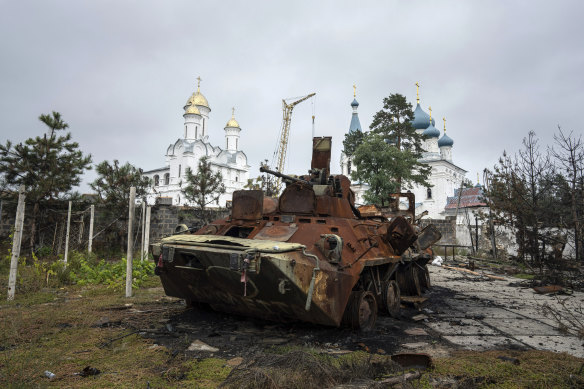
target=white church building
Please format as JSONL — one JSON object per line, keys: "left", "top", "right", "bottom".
{"left": 143, "top": 79, "right": 250, "bottom": 207}
{"left": 340, "top": 85, "right": 467, "bottom": 219}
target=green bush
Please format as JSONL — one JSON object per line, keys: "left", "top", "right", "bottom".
{"left": 68, "top": 254, "right": 154, "bottom": 290}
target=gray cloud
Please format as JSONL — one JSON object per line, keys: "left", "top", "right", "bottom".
{"left": 1, "top": 0, "right": 582, "bottom": 192}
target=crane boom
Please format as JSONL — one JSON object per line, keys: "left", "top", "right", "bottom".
{"left": 275, "top": 93, "right": 316, "bottom": 176}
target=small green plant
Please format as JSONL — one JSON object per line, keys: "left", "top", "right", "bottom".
{"left": 68, "top": 255, "right": 154, "bottom": 290}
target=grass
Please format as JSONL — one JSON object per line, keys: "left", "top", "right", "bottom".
{"left": 513, "top": 273, "right": 536, "bottom": 280}
{"left": 416, "top": 350, "right": 584, "bottom": 388}
{"left": 2, "top": 256, "right": 584, "bottom": 388}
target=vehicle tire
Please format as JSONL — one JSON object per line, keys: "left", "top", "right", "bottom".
{"left": 381, "top": 280, "right": 401, "bottom": 318}
{"left": 342, "top": 290, "right": 378, "bottom": 331}
{"left": 418, "top": 264, "right": 431, "bottom": 291}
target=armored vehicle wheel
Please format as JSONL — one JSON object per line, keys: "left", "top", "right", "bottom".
{"left": 418, "top": 264, "right": 431, "bottom": 291}
{"left": 381, "top": 280, "right": 401, "bottom": 318}
{"left": 396, "top": 264, "right": 422, "bottom": 296}
{"left": 343, "top": 290, "right": 377, "bottom": 331}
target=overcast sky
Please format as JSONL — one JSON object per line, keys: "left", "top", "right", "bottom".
{"left": 1, "top": 0, "right": 583, "bottom": 193}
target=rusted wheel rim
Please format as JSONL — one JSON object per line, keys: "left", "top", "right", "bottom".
{"left": 355, "top": 291, "right": 377, "bottom": 331}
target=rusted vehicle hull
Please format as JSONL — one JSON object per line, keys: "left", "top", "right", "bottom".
{"left": 153, "top": 236, "right": 356, "bottom": 326}
{"left": 152, "top": 136, "right": 441, "bottom": 329}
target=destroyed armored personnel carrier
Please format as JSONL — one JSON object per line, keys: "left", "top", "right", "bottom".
{"left": 151, "top": 137, "right": 441, "bottom": 330}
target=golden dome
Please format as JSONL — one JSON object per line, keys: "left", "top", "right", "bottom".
{"left": 185, "top": 104, "right": 201, "bottom": 115}
{"left": 225, "top": 107, "right": 240, "bottom": 128}
{"left": 226, "top": 117, "right": 240, "bottom": 128}
{"left": 191, "top": 91, "right": 210, "bottom": 109}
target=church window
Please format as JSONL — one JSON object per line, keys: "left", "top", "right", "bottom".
{"left": 226, "top": 138, "right": 228, "bottom": 149}
{"left": 236, "top": 138, "right": 238, "bottom": 150}
{"left": 203, "top": 118, "right": 205, "bottom": 134}
{"left": 347, "top": 160, "right": 352, "bottom": 175}
{"left": 153, "top": 175, "right": 159, "bottom": 186}
{"left": 178, "top": 164, "right": 181, "bottom": 177}
{"left": 235, "top": 175, "right": 238, "bottom": 182}
{"left": 164, "top": 173, "right": 170, "bottom": 185}
{"left": 427, "top": 188, "right": 432, "bottom": 199}
{"left": 195, "top": 126, "right": 198, "bottom": 138}
{"left": 184, "top": 126, "right": 187, "bottom": 138}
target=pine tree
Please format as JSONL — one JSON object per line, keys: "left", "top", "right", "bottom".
{"left": 0, "top": 111, "right": 92, "bottom": 252}
{"left": 342, "top": 129, "right": 365, "bottom": 157}
{"left": 90, "top": 159, "right": 151, "bottom": 215}
{"left": 352, "top": 93, "right": 431, "bottom": 204}
{"left": 182, "top": 156, "right": 226, "bottom": 223}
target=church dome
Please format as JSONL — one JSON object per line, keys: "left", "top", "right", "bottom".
{"left": 438, "top": 133, "right": 454, "bottom": 147}
{"left": 423, "top": 122, "right": 440, "bottom": 138}
{"left": 184, "top": 104, "right": 201, "bottom": 115}
{"left": 187, "top": 91, "right": 210, "bottom": 109}
{"left": 412, "top": 104, "right": 435, "bottom": 129}
{"left": 351, "top": 98, "right": 359, "bottom": 107}
{"left": 226, "top": 117, "right": 240, "bottom": 128}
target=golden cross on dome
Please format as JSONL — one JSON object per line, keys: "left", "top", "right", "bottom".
{"left": 196, "top": 76, "right": 202, "bottom": 92}
{"left": 353, "top": 84, "right": 356, "bottom": 97}
{"left": 415, "top": 82, "right": 420, "bottom": 104}
{"left": 477, "top": 172, "right": 480, "bottom": 185}
{"left": 443, "top": 117, "right": 446, "bottom": 132}
{"left": 428, "top": 106, "right": 432, "bottom": 122}
{"left": 231, "top": 107, "right": 235, "bottom": 117}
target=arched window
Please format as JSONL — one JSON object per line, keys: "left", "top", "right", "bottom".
{"left": 164, "top": 173, "right": 170, "bottom": 185}
{"left": 178, "top": 164, "right": 181, "bottom": 177}
{"left": 195, "top": 126, "right": 198, "bottom": 139}
{"left": 184, "top": 125, "right": 187, "bottom": 138}
{"left": 427, "top": 188, "right": 432, "bottom": 199}
{"left": 347, "top": 160, "right": 352, "bottom": 175}
{"left": 236, "top": 138, "right": 238, "bottom": 150}
{"left": 153, "top": 175, "right": 159, "bottom": 186}
{"left": 203, "top": 118, "right": 205, "bottom": 135}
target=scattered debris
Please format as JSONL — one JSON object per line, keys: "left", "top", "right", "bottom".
{"left": 187, "top": 339, "right": 219, "bottom": 352}
{"left": 411, "top": 314, "right": 428, "bottom": 322}
{"left": 390, "top": 353, "right": 432, "bottom": 369}
{"left": 77, "top": 366, "right": 101, "bottom": 377}
{"left": 260, "top": 337, "right": 289, "bottom": 345}
{"left": 484, "top": 274, "right": 506, "bottom": 281}
{"left": 533, "top": 285, "right": 563, "bottom": 295}
{"left": 226, "top": 357, "right": 244, "bottom": 367}
{"left": 378, "top": 371, "right": 421, "bottom": 385}
{"left": 443, "top": 265, "right": 481, "bottom": 276}
{"left": 401, "top": 342, "right": 429, "bottom": 349}
{"left": 431, "top": 256, "right": 444, "bottom": 266}
{"left": 44, "top": 371, "right": 55, "bottom": 380}
{"left": 497, "top": 356, "right": 520, "bottom": 365}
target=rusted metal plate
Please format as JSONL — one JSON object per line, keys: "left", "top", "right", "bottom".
{"left": 280, "top": 182, "right": 316, "bottom": 215}
{"left": 386, "top": 216, "right": 417, "bottom": 255}
{"left": 232, "top": 190, "right": 264, "bottom": 220}
{"left": 254, "top": 225, "right": 298, "bottom": 241}
{"left": 311, "top": 136, "right": 331, "bottom": 170}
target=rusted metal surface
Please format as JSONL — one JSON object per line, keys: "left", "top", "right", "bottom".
{"left": 232, "top": 190, "right": 264, "bottom": 220}
{"left": 151, "top": 136, "right": 441, "bottom": 329}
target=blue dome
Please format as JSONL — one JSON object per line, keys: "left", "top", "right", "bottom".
{"left": 423, "top": 123, "right": 440, "bottom": 138}
{"left": 351, "top": 98, "right": 359, "bottom": 107}
{"left": 412, "top": 103, "right": 435, "bottom": 130}
{"left": 438, "top": 133, "right": 454, "bottom": 147}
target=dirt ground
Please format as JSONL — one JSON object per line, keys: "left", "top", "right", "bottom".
{"left": 2, "top": 257, "right": 584, "bottom": 388}
{"left": 136, "top": 262, "right": 584, "bottom": 361}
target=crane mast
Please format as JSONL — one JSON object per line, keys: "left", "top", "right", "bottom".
{"left": 274, "top": 93, "right": 316, "bottom": 179}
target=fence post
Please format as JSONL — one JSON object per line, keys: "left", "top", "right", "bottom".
{"left": 144, "top": 206, "right": 151, "bottom": 261}
{"left": 126, "top": 187, "right": 136, "bottom": 298}
{"left": 7, "top": 185, "right": 26, "bottom": 301}
{"left": 140, "top": 202, "right": 146, "bottom": 261}
{"left": 88, "top": 204, "right": 94, "bottom": 253}
{"left": 63, "top": 201, "right": 72, "bottom": 264}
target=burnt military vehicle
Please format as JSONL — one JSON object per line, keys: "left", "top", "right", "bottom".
{"left": 151, "top": 137, "right": 441, "bottom": 330}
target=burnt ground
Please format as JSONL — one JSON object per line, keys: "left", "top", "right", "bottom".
{"left": 126, "top": 261, "right": 584, "bottom": 362}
